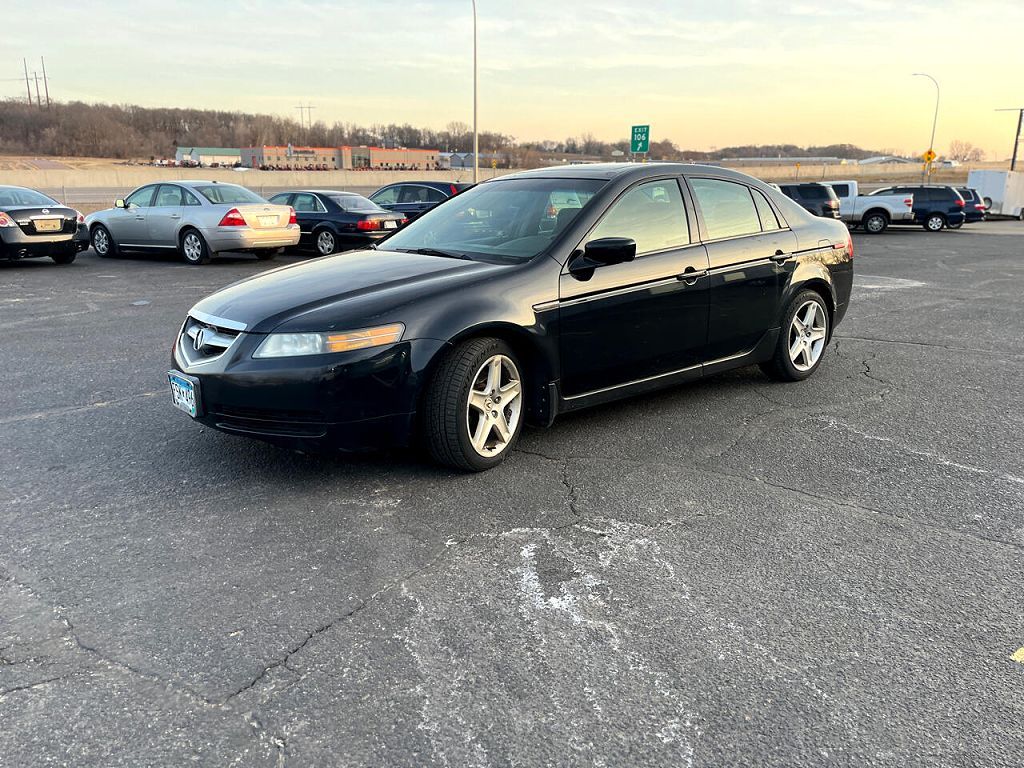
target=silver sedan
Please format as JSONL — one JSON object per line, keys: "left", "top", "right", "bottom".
{"left": 85, "top": 180, "right": 300, "bottom": 264}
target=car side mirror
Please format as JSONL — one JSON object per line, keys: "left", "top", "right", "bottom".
{"left": 569, "top": 237, "right": 637, "bottom": 278}
{"left": 115, "top": 199, "right": 126, "bottom": 208}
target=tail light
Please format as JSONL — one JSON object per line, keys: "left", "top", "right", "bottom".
{"left": 288, "top": 206, "right": 297, "bottom": 225}
{"left": 833, "top": 235, "right": 854, "bottom": 259}
{"left": 904, "top": 198, "right": 913, "bottom": 207}
{"left": 975, "top": 203, "right": 986, "bottom": 210}
{"left": 0, "top": 212, "right": 16, "bottom": 228}
{"left": 450, "top": 184, "right": 458, "bottom": 195}
{"left": 400, "top": 218, "right": 409, "bottom": 225}
{"left": 955, "top": 198, "right": 965, "bottom": 207}
{"left": 74, "top": 210, "right": 85, "bottom": 223}
{"left": 356, "top": 219, "right": 381, "bottom": 231}
{"left": 218, "top": 208, "right": 246, "bottom": 226}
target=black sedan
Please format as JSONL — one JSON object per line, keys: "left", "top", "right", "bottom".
{"left": 169, "top": 164, "right": 853, "bottom": 471}
{"left": 368, "top": 181, "right": 472, "bottom": 221}
{"left": 267, "top": 190, "right": 406, "bottom": 256}
{"left": 0, "top": 185, "right": 89, "bottom": 265}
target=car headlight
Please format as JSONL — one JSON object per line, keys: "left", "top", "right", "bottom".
{"left": 252, "top": 323, "right": 405, "bottom": 358}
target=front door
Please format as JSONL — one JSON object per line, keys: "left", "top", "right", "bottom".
{"left": 687, "top": 177, "right": 796, "bottom": 361}
{"left": 108, "top": 184, "right": 156, "bottom": 244}
{"left": 558, "top": 178, "right": 710, "bottom": 397}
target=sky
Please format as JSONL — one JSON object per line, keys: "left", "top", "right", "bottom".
{"left": 3, "top": 0, "right": 1023, "bottom": 157}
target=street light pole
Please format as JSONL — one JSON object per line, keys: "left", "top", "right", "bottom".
{"left": 472, "top": 0, "right": 479, "bottom": 184}
{"left": 913, "top": 73, "right": 940, "bottom": 181}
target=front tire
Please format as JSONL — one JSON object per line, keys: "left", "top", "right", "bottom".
{"left": 862, "top": 211, "right": 888, "bottom": 234}
{"left": 314, "top": 228, "right": 337, "bottom": 256}
{"left": 760, "top": 290, "right": 829, "bottom": 382}
{"left": 923, "top": 213, "right": 946, "bottom": 232}
{"left": 423, "top": 338, "right": 525, "bottom": 471}
{"left": 91, "top": 225, "right": 117, "bottom": 257}
{"left": 180, "top": 229, "right": 211, "bottom": 265}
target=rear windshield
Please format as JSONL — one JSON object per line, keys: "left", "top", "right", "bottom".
{"left": 330, "top": 194, "right": 384, "bottom": 212}
{"left": 193, "top": 184, "right": 266, "bottom": 205}
{"left": 798, "top": 185, "right": 830, "bottom": 200}
{"left": 0, "top": 186, "right": 59, "bottom": 207}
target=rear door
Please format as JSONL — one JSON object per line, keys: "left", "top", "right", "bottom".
{"left": 147, "top": 184, "right": 188, "bottom": 247}
{"left": 558, "top": 177, "right": 710, "bottom": 396}
{"left": 369, "top": 185, "right": 401, "bottom": 213}
{"left": 688, "top": 177, "right": 797, "bottom": 361}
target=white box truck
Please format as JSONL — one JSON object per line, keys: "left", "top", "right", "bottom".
{"left": 966, "top": 170, "right": 1024, "bottom": 220}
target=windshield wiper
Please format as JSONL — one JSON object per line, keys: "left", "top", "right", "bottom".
{"left": 397, "top": 247, "right": 471, "bottom": 260}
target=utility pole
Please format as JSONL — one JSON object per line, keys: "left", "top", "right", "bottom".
{"left": 472, "top": 0, "right": 478, "bottom": 184}
{"left": 23, "top": 58, "right": 32, "bottom": 105}
{"left": 912, "top": 73, "right": 940, "bottom": 182}
{"left": 40, "top": 57, "right": 51, "bottom": 108}
{"left": 33, "top": 71, "right": 41, "bottom": 109}
{"left": 996, "top": 108, "right": 1024, "bottom": 172}
{"left": 294, "top": 105, "right": 305, "bottom": 130}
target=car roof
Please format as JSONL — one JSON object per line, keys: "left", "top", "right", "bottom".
{"left": 488, "top": 162, "right": 766, "bottom": 186}
{"left": 282, "top": 189, "right": 363, "bottom": 196}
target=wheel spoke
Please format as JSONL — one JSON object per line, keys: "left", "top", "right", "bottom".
{"left": 789, "top": 336, "right": 803, "bottom": 361}
{"left": 493, "top": 414, "right": 512, "bottom": 443}
{"left": 470, "top": 416, "right": 491, "bottom": 452}
{"left": 486, "top": 357, "right": 503, "bottom": 393}
{"left": 808, "top": 328, "right": 827, "bottom": 342}
{"left": 803, "top": 303, "right": 817, "bottom": 326}
{"left": 499, "top": 379, "right": 521, "bottom": 403}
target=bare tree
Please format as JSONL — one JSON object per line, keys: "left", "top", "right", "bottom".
{"left": 948, "top": 139, "right": 985, "bottom": 162}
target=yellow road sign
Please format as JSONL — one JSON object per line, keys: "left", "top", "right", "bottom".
{"left": 924, "top": 149, "right": 937, "bottom": 162}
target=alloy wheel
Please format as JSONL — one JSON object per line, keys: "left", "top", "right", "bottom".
{"left": 865, "top": 215, "right": 885, "bottom": 233}
{"left": 183, "top": 233, "right": 203, "bottom": 262}
{"left": 316, "top": 230, "right": 336, "bottom": 255}
{"left": 926, "top": 215, "right": 944, "bottom": 231}
{"left": 465, "top": 354, "right": 522, "bottom": 458}
{"left": 93, "top": 228, "right": 109, "bottom": 255}
{"left": 788, "top": 300, "right": 827, "bottom": 372}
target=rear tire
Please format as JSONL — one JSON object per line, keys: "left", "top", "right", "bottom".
{"left": 948, "top": 221, "right": 963, "bottom": 230}
{"left": 90, "top": 224, "right": 117, "bottom": 257}
{"left": 423, "top": 337, "right": 525, "bottom": 472}
{"left": 50, "top": 251, "right": 76, "bottom": 265}
{"left": 923, "top": 213, "right": 946, "bottom": 232}
{"left": 314, "top": 228, "right": 337, "bottom": 256}
{"left": 862, "top": 211, "right": 888, "bottom": 234}
{"left": 180, "top": 229, "right": 211, "bottom": 265}
{"left": 760, "top": 290, "right": 830, "bottom": 382}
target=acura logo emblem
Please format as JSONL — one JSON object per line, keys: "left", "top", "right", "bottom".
{"left": 41, "top": 208, "right": 49, "bottom": 214}
{"left": 193, "top": 328, "right": 208, "bottom": 351}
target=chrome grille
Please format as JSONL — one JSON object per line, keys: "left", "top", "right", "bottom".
{"left": 178, "top": 315, "right": 241, "bottom": 366}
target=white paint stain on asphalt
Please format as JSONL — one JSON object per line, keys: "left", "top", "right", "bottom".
{"left": 855, "top": 275, "right": 926, "bottom": 292}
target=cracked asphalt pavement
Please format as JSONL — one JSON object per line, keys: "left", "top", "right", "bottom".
{"left": 2, "top": 222, "right": 1023, "bottom": 766}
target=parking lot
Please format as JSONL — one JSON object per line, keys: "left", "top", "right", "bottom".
{"left": 2, "top": 222, "right": 1022, "bottom": 766}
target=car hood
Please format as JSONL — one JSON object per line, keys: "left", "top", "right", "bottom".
{"left": 190, "top": 248, "right": 504, "bottom": 333}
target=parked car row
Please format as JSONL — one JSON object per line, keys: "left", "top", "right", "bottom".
{"left": 774, "top": 179, "right": 989, "bottom": 234}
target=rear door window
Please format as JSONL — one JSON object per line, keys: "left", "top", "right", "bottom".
{"left": 690, "top": 178, "right": 762, "bottom": 241}
{"left": 831, "top": 183, "right": 850, "bottom": 198}
{"left": 587, "top": 179, "right": 689, "bottom": 255}
{"left": 799, "top": 185, "right": 828, "bottom": 200}
{"left": 371, "top": 186, "right": 400, "bottom": 205}
{"left": 292, "top": 193, "right": 324, "bottom": 212}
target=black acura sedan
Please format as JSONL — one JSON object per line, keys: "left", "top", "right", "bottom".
{"left": 0, "top": 185, "right": 89, "bottom": 264}
{"left": 169, "top": 164, "right": 853, "bottom": 471}
{"left": 267, "top": 189, "right": 406, "bottom": 256}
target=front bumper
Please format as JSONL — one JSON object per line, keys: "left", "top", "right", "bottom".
{"left": 0, "top": 223, "right": 89, "bottom": 258}
{"left": 170, "top": 329, "right": 448, "bottom": 452}
{"left": 204, "top": 224, "right": 301, "bottom": 253}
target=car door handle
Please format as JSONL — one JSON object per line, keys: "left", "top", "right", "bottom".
{"left": 677, "top": 267, "right": 708, "bottom": 285}
{"left": 770, "top": 250, "right": 791, "bottom": 263}
{"left": 170, "top": 214, "right": 181, "bottom": 219}
{"left": 135, "top": 215, "right": 145, "bottom": 220}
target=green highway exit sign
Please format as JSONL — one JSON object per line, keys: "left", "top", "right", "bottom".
{"left": 630, "top": 125, "right": 650, "bottom": 153}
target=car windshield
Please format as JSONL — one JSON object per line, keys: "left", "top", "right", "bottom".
{"left": 379, "top": 178, "right": 606, "bottom": 262}
{"left": 193, "top": 184, "right": 266, "bottom": 205}
{"left": 330, "top": 194, "right": 383, "bottom": 212}
{"left": 0, "top": 187, "right": 59, "bottom": 207}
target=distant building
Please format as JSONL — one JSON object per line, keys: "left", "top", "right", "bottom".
{"left": 242, "top": 145, "right": 440, "bottom": 170}
{"left": 723, "top": 156, "right": 846, "bottom": 167}
{"left": 175, "top": 147, "right": 242, "bottom": 166}
{"left": 858, "top": 155, "right": 915, "bottom": 165}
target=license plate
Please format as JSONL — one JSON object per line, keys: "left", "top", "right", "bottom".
{"left": 167, "top": 371, "right": 199, "bottom": 418}
{"left": 258, "top": 215, "right": 278, "bottom": 227}
{"left": 35, "top": 218, "right": 62, "bottom": 232}
{"left": 383, "top": 220, "right": 398, "bottom": 230}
